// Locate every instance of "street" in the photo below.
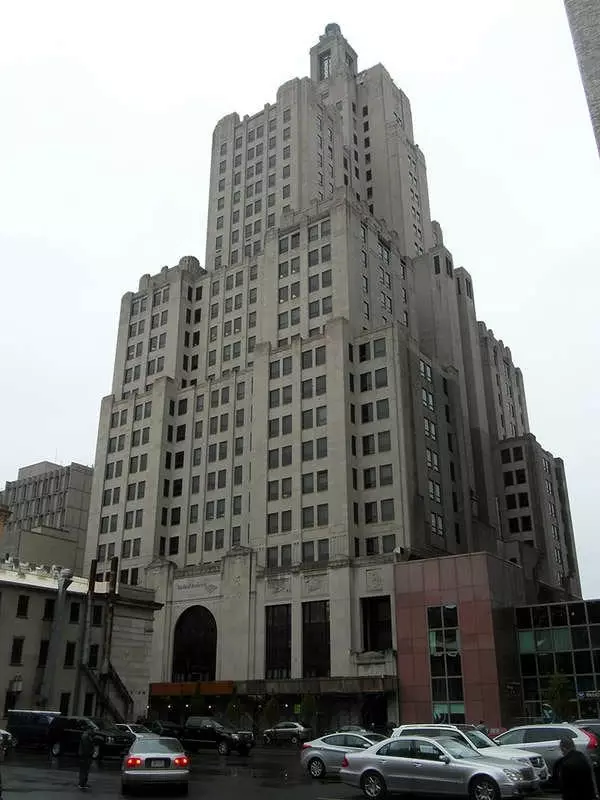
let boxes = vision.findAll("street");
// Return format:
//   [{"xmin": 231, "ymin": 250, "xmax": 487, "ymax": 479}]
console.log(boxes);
[{"xmin": 0, "ymin": 748, "xmax": 561, "ymax": 799}]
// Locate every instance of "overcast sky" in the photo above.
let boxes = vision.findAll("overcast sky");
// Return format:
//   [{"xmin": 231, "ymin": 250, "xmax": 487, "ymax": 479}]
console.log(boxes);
[{"xmin": 1, "ymin": 1, "xmax": 598, "ymax": 594}]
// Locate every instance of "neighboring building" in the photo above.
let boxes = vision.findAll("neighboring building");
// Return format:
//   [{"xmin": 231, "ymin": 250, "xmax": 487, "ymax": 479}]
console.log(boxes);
[
  {"xmin": 83, "ymin": 24, "xmax": 580, "ymax": 729},
  {"xmin": 1, "ymin": 461, "xmax": 93, "ymax": 574},
  {"xmin": 395, "ymin": 552, "xmax": 528, "ymax": 728},
  {"xmin": 564, "ymin": 0, "xmax": 600, "ymax": 156},
  {"xmin": 0, "ymin": 557, "xmax": 159, "ymax": 722}
]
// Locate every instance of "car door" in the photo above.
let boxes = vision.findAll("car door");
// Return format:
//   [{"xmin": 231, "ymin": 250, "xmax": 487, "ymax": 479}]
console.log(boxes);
[
  {"xmin": 411, "ymin": 740, "xmax": 460, "ymax": 795},
  {"xmin": 376, "ymin": 738, "xmax": 418, "ymax": 792},
  {"xmin": 198, "ymin": 719, "xmax": 218, "ymax": 749},
  {"xmin": 181, "ymin": 721, "xmax": 202, "ymax": 751},
  {"xmin": 275, "ymin": 722, "xmax": 293, "ymax": 743},
  {"xmin": 66, "ymin": 719, "xmax": 84, "ymax": 754},
  {"xmin": 495, "ymin": 728, "xmax": 526, "ymax": 747},
  {"xmin": 318, "ymin": 734, "xmax": 349, "ymax": 770},
  {"xmin": 522, "ymin": 727, "xmax": 565, "ymax": 770},
  {"xmin": 345, "ymin": 734, "xmax": 375, "ymax": 761}
]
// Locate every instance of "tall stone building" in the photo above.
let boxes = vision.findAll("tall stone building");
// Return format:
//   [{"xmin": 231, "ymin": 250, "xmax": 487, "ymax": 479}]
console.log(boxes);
[
  {"xmin": 84, "ymin": 25, "xmax": 580, "ymax": 724},
  {"xmin": 1, "ymin": 462, "xmax": 93, "ymax": 574},
  {"xmin": 564, "ymin": 0, "xmax": 600, "ymax": 156}
]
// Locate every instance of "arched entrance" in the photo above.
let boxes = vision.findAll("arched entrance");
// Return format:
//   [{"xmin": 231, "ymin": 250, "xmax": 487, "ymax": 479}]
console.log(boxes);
[{"xmin": 171, "ymin": 605, "xmax": 217, "ymax": 682}]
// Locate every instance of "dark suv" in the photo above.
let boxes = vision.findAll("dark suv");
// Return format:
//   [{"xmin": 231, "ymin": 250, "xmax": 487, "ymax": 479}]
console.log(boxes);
[
  {"xmin": 47, "ymin": 716, "xmax": 135, "ymax": 759},
  {"xmin": 179, "ymin": 716, "xmax": 254, "ymax": 756},
  {"xmin": 5, "ymin": 710, "xmax": 61, "ymax": 749}
]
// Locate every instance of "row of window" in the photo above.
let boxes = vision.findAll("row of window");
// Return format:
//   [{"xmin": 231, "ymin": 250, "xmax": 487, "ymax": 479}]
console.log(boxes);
[
  {"xmin": 267, "ymin": 470, "xmax": 329, "ymax": 501},
  {"xmin": 97, "ymin": 538, "xmax": 141, "ymax": 562},
  {"xmin": 267, "ymin": 538, "xmax": 329, "ymax": 568}
]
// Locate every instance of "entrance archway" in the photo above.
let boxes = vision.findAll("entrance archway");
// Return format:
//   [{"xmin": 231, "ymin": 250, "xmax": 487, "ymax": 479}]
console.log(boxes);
[{"xmin": 171, "ymin": 605, "xmax": 217, "ymax": 682}]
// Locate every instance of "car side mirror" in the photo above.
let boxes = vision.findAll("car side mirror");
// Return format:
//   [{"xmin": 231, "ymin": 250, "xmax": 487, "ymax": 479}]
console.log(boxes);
[{"xmin": 439, "ymin": 755, "xmax": 450, "ymax": 764}]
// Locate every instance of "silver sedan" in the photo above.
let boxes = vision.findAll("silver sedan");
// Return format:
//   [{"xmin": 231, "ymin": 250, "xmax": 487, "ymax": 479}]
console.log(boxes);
[
  {"xmin": 301, "ymin": 731, "xmax": 387, "ymax": 777},
  {"xmin": 121, "ymin": 736, "xmax": 190, "ymax": 796},
  {"xmin": 339, "ymin": 734, "xmax": 539, "ymax": 799}
]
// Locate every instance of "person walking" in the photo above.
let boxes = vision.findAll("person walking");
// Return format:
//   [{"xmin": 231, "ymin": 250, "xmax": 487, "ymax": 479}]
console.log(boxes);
[
  {"xmin": 78, "ymin": 729, "xmax": 95, "ymax": 790},
  {"xmin": 557, "ymin": 736, "xmax": 598, "ymax": 800}
]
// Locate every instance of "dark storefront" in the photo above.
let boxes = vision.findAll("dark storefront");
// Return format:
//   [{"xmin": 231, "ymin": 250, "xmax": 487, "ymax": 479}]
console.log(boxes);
[{"xmin": 516, "ymin": 599, "xmax": 600, "ymax": 720}]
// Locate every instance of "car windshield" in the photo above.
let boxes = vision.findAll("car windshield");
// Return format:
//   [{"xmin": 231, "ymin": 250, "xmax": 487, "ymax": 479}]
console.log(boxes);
[
  {"xmin": 463, "ymin": 729, "xmax": 497, "ymax": 748},
  {"xmin": 437, "ymin": 737, "xmax": 482, "ymax": 760},
  {"xmin": 365, "ymin": 734, "xmax": 387, "ymax": 743},
  {"xmin": 131, "ymin": 737, "xmax": 182, "ymax": 754}
]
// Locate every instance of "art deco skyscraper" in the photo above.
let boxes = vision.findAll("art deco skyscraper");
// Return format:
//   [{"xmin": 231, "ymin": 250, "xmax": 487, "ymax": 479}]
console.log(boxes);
[
  {"xmin": 84, "ymin": 24, "xmax": 580, "ymax": 722},
  {"xmin": 564, "ymin": 0, "xmax": 600, "ymax": 155}
]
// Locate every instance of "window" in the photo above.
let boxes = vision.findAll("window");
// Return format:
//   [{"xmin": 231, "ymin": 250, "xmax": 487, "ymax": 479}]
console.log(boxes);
[
  {"xmin": 360, "ymin": 372, "xmax": 373, "ymax": 392},
  {"xmin": 16, "ymin": 595, "xmax": 29, "ymax": 618},
  {"xmin": 10, "ymin": 636, "xmax": 24, "ymax": 665},
  {"xmin": 381, "ymin": 498, "xmax": 395, "ymax": 521},
  {"xmin": 318, "ymin": 51, "xmax": 331, "ymax": 81}
]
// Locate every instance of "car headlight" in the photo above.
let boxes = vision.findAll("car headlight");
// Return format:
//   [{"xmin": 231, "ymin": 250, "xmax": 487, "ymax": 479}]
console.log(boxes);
[
  {"xmin": 106, "ymin": 736, "xmax": 114, "ymax": 744},
  {"xmin": 502, "ymin": 768, "xmax": 522, "ymax": 782},
  {"xmin": 232, "ymin": 734, "xmax": 239, "ymax": 739}
]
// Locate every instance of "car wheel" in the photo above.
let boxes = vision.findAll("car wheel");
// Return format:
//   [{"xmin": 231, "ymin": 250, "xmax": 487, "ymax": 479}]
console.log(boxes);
[
  {"xmin": 308, "ymin": 757, "xmax": 326, "ymax": 779},
  {"xmin": 361, "ymin": 771, "xmax": 387, "ymax": 800},
  {"xmin": 51, "ymin": 742, "xmax": 61, "ymax": 757},
  {"xmin": 121, "ymin": 782, "xmax": 130, "ymax": 796},
  {"xmin": 178, "ymin": 784, "xmax": 189, "ymax": 797},
  {"xmin": 469, "ymin": 776, "xmax": 500, "ymax": 800},
  {"xmin": 92, "ymin": 744, "xmax": 100, "ymax": 760},
  {"xmin": 217, "ymin": 740, "xmax": 230, "ymax": 756}
]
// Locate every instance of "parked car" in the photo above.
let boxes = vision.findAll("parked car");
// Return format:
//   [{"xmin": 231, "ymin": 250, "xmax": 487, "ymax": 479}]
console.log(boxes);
[
  {"xmin": 575, "ymin": 719, "xmax": 600, "ymax": 740},
  {"xmin": 121, "ymin": 736, "xmax": 189, "ymax": 796},
  {"xmin": 47, "ymin": 716, "xmax": 135, "ymax": 759},
  {"xmin": 339, "ymin": 734, "xmax": 539, "ymax": 799},
  {"xmin": 494, "ymin": 723, "xmax": 599, "ymax": 779},
  {"xmin": 301, "ymin": 731, "xmax": 387, "ymax": 778},
  {"xmin": 179, "ymin": 716, "xmax": 254, "ymax": 756},
  {"xmin": 392, "ymin": 723, "xmax": 549, "ymax": 783},
  {"xmin": 116, "ymin": 723, "xmax": 154, "ymax": 739},
  {"xmin": 0, "ymin": 729, "xmax": 17, "ymax": 752},
  {"xmin": 263, "ymin": 721, "xmax": 311, "ymax": 746},
  {"xmin": 5, "ymin": 709, "xmax": 61, "ymax": 748}
]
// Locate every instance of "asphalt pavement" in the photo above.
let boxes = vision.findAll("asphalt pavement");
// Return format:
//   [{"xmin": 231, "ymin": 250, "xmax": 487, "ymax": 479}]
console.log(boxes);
[{"xmin": 0, "ymin": 747, "xmax": 561, "ymax": 799}]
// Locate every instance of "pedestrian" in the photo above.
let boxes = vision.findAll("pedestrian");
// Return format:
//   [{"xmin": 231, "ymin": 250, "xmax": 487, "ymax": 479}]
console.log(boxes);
[
  {"xmin": 557, "ymin": 736, "xmax": 598, "ymax": 800},
  {"xmin": 78, "ymin": 728, "xmax": 95, "ymax": 790}
]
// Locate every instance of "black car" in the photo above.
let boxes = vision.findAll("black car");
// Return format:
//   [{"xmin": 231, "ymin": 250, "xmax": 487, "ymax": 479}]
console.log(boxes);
[
  {"xmin": 179, "ymin": 716, "xmax": 254, "ymax": 756},
  {"xmin": 47, "ymin": 716, "xmax": 135, "ymax": 759},
  {"xmin": 5, "ymin": 710, "xmax": 61, "ymax": 749}
]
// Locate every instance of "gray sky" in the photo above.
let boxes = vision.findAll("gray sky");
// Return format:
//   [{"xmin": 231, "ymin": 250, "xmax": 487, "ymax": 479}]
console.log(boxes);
[{"xmin": 1, "ymin": 1, "xmax": 598, "ymax": 594}]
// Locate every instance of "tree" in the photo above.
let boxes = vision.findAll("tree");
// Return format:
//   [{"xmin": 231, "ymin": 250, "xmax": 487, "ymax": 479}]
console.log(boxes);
[{"xmin": 543, "ymin": 673, "xmax": 574, "ymax": 722}]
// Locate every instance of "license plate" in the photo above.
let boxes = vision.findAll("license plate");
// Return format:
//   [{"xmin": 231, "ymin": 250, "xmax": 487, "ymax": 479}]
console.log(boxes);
[{"xmin": 151, "ymin": 759, "xmax": 165, "ymax": 768}]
